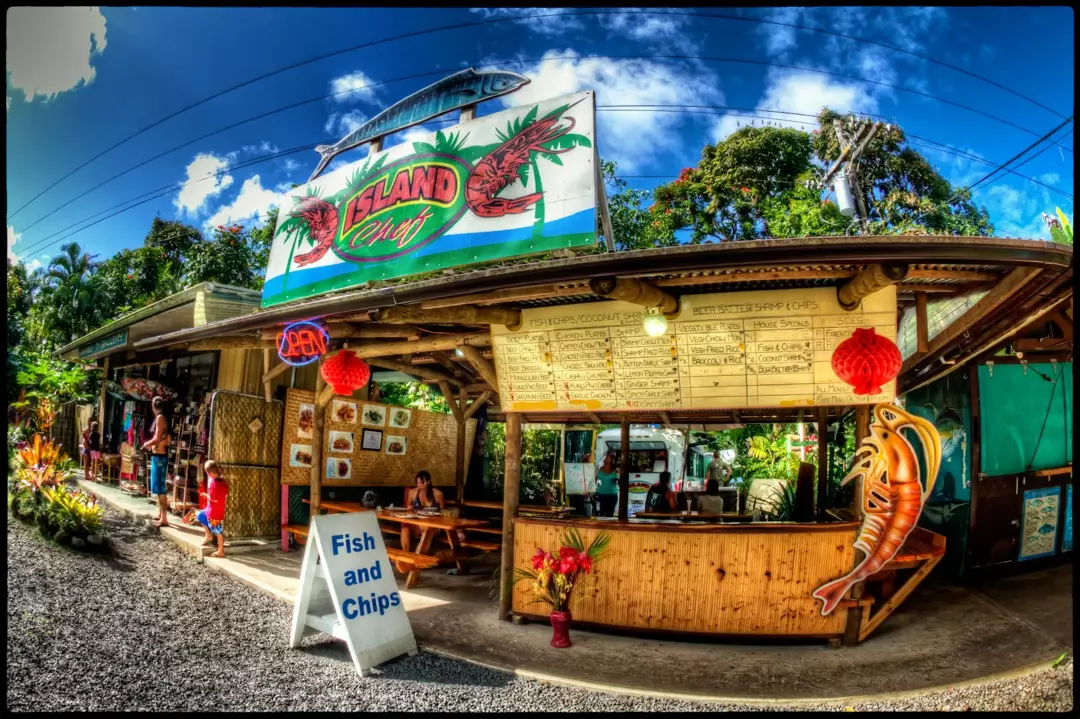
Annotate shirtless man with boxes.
[141,397,172,527]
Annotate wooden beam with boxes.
[817,407,829,521]
[499,413,522,622]
[324,332,490,361]
[896,283,980,295]
[659,411,672,426]
[619,415,630,523]
[317,383,335,408]
[1048,309,1073,341]
[1013,337,1073,353]
[837,263,908,311]
[375,305,521,330]
[464,383,496,394]
[654,269,853,287]
[905,269,999,282]
[310,365,328,517]
[262,349,272,402]
[259,323,420,341]
[421,284,591,309]
[853,405,871,523]
[262,359,292,386]
[440,381,464,423]
[428,351,469,381]
[915,292,929,355]
[464,391,493,419]
[900,267,1043,376]
[187,337,274,351]
[457,345,500,391]
[588,412,603,425]
[455,387,467,503]
[367,357,464,386]
[589,277,679,316]
[859,554,943,642]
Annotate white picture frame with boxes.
[326,456,352,480]
[388,407,412,429]
[298,403,315,438]
[289,443,313,468]
[362,404,387,427]
[384,435,408,456]
[328,431,354,454]
[331,400,358,425]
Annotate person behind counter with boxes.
[407,470,444,510]
[706,450,731,487]
[595,452,620,517]
[696,479,726,513]
[644,471,678,512]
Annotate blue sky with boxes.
[6,6,1075,272]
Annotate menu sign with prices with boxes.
[490,286,898,412]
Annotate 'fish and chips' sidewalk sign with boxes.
[289,512,416,676]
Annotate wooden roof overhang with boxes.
[132,236,1073,423]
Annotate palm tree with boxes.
[40,243,103,343]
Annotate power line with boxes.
[15,51,1073,237]
[17,105,1073,260]
[9,9,1066,220]
[969,118,1074,193]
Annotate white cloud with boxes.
[6,7,107,103]
[596,9,697,52]
[500,49,725,171]
[173,153,235,216]
[713,69,879,140]
[8,225,21,263]
[205,175,282,230]
[282,158,301,173]
[226,141,280,164]
[469,8,585,37]
[330,70,380,104]
[757,7,802,58]
[982,182,1073,241]
[324,110,368,138]
[28,258,42,271]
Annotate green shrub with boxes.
[42,487,104,539]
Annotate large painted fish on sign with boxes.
[309,67,530,181]
[813,404,941,616]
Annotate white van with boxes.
[592,426,687,517]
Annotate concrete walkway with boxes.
[81,478,1073,702]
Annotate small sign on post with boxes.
[289,512,417,676]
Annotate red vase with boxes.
[549,610,572,648]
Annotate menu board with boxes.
[491,286,897,412]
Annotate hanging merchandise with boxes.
[104,381,128,400]
[121,376,178,401]
[831,327,902,395]
[321,349,371,395]
[122,400,135,432]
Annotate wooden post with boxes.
[853,405,871,522]
[309,365,327,518]
[98,356,110,424]
[915,292,929,354]
[817,407,829,521]
[499,413,522,621]
[455,388,468,504]
[618,415,630,522]
[262,349,272,401]
[589,277,679,316]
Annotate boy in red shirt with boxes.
[197,460,229,558]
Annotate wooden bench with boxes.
[386,547,440,589]
[284,523,309,540]
[468,526,503,536]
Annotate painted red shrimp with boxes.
[465,107,581,218]
[812,404,941,616]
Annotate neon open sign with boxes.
[277,321,329,366]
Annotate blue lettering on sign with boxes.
[342,591,402,619]
[344,560,383,586]
[331,532,377,555]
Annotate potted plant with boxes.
[513,528,611,648]
[736,478,753,514]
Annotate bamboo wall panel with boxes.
[513,519,856,636]
[215,349,246,392]
[280,387,474,487]
[209,391,284,467]
[219,464,280,538]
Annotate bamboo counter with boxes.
[512,517,861,640]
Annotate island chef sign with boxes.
[262,71,598,308]
[290,512,416,677]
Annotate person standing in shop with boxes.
[705,450,732,487]
[141,397,172,528]
[594,452,620,517]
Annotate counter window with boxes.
[603,440,668,473]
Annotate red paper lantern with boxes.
[831,327,902,395]
[320,349,371,396]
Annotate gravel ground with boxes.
[7,506,1074,712]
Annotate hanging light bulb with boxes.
[642,307,669,337]
[454,348,465,358]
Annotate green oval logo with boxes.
[332,153,470,263]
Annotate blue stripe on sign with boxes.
[262,208,595,299]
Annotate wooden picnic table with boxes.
[376,510,488,588]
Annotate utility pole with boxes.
[819,117,884,235]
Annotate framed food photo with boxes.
[331,399,357,425]
[297,404,315,439]
[289,444,313,468]
[328,430,354,454]
[385,435,408,456]
[326,457,352,481]
[388,407,412,430]
[362,404,387,427]
[361,429,383,451]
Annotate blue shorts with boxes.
[197,509,224,536]
[149,454,168,495]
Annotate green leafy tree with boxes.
[36,243,104,345]
[183,224,260,287]
[601,160,676,250]
[375,381,451,415]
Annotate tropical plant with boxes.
[1048,208,1073,245]
[512,528,611,613]
[482,423,561,503]
[42,486,104,537]
[36,242,105,345]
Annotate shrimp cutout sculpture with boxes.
[813,404,941,616]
